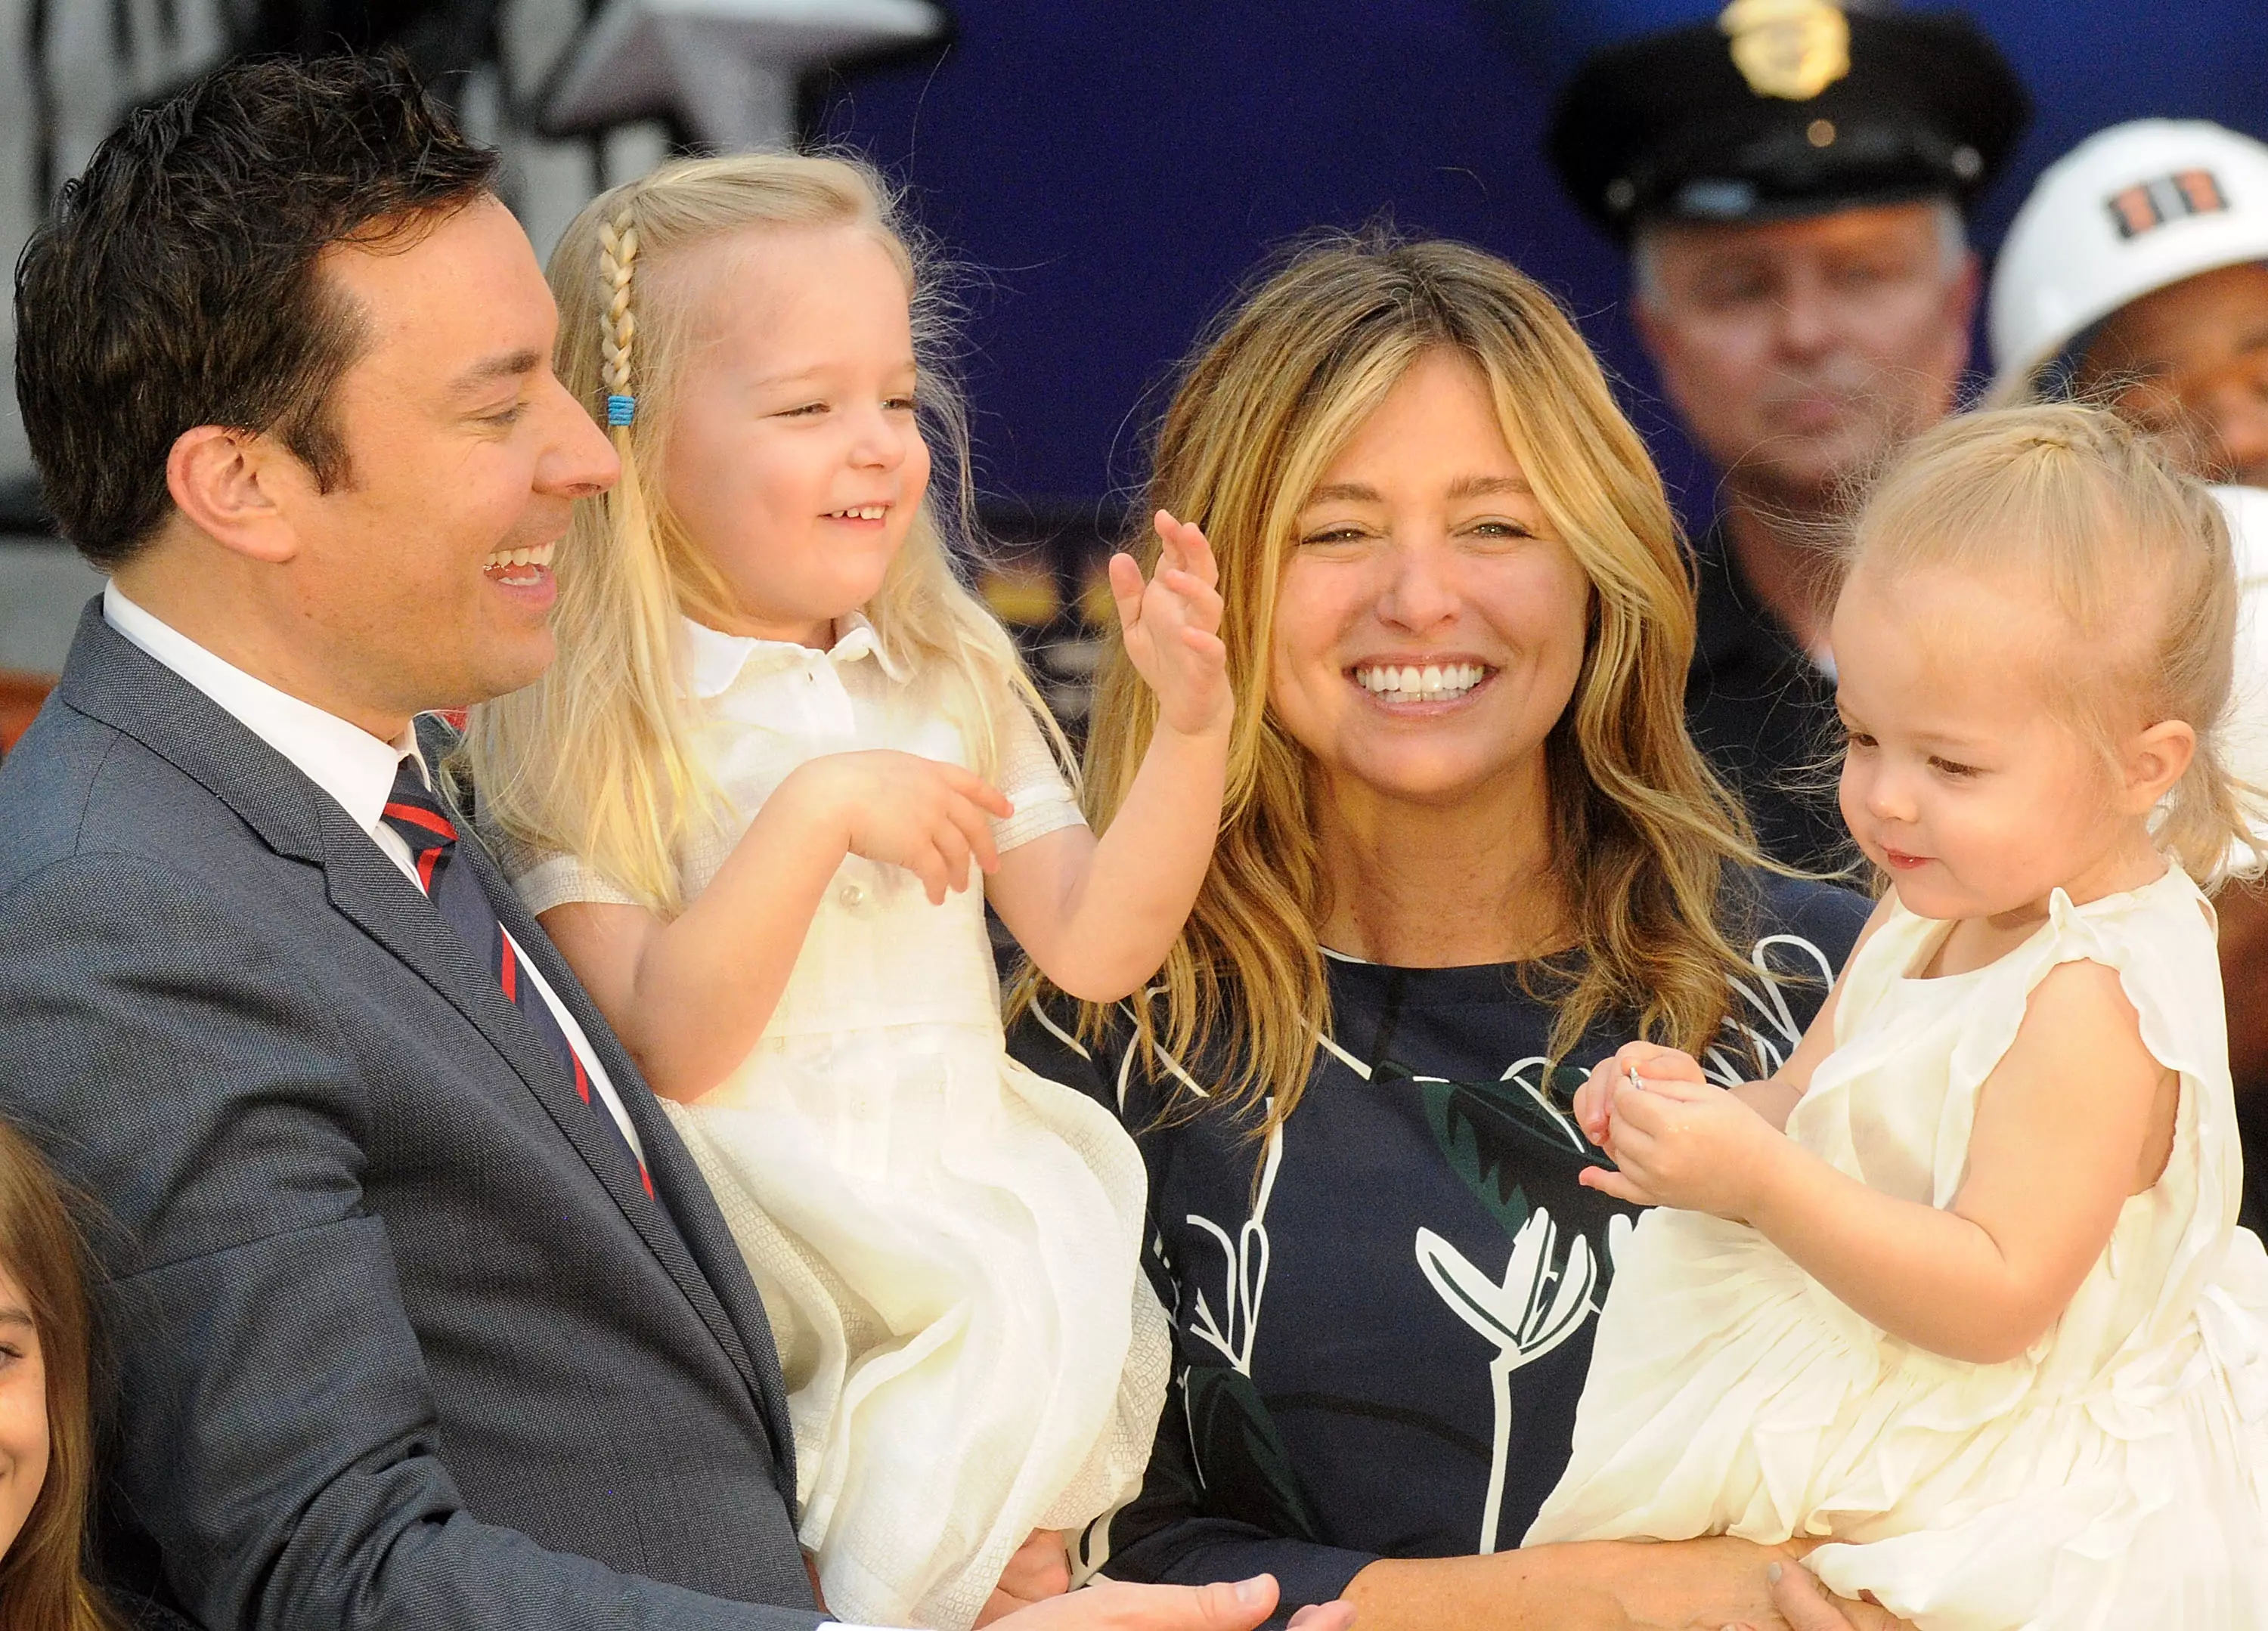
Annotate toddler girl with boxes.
[468,156,1229,1630]
[1527,404,2268,1627]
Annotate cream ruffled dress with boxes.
[511,615,1169,1631]
[1526,866,2268,1629]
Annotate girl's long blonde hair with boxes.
[1043,233,1775,1137]
[1846,401,2260,884]
[466,153,1055,909]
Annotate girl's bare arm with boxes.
[987,512,1232,1001]
[1591,956,2177,1363]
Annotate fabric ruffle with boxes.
[1525,868,2268,1628]
[671,1041,1169,1631]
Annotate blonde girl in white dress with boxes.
[1526,404,2268,1629]
[466,156,1227,1631]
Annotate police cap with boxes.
[1546,2,2029,241]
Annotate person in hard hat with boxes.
[1991,119,2268,487]
[1993,119,2268,1234]
[1545,0,2028,874]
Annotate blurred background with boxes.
[2,0,2265,745]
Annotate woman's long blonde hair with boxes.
[466,153,1054,909]
[1847,401,2260,884]
[1044,233,1774,1137]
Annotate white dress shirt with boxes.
[102,583,642,1159]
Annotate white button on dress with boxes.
[509,614,1169,1631]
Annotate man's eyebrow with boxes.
[450,348,546,394]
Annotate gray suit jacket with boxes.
[0,602,825,1631]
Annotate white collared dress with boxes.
[510,615,1168,1631]
[1526,867,2268,1629]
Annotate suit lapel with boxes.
[427,724,801,1502]
[62,607,798,1499]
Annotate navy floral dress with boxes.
[1006,870,1869,1617]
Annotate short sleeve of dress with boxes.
[482,825,642,918]
[990,698,1086,855]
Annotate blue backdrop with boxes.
[809,2,2268,528]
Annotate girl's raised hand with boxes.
[1109,510,1232,738]
[778,749,1013,905]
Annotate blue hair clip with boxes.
[606,394,636,427]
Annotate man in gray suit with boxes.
[0,54,1349,1631]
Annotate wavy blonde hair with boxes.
[1041,234,1774,1137]
[465,153,1055,910]
[1846,401,2260,884]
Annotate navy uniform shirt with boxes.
[1685,520,1856,876]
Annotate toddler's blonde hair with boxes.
[1845,401,2256,883]
[466,153,1058,911]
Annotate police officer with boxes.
[1546,0,2029,872]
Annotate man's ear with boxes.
[2124,717,2198,813]
[164,426,304,564]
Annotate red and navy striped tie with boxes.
[382,757,652,1196]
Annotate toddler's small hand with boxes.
[1111,510,1231,739]
[787,750,1014,905]
[1579,1067,1781,1221]
[1574,1042,1707,1150]
[1572,1061,1618,1151]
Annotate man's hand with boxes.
[1718,1561,1918,1631]
[976,1530,1073,1626]
[992,1574,1355,1631]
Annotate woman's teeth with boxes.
[482,542,554,580]
[1354,662,1489,701]
[826,505,888,521]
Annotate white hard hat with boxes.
[1991,120,2268,398]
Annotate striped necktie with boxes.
[380,757,652,1196]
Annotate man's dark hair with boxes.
[15,51,500,569]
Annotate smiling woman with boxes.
[1008,234,1876,1628]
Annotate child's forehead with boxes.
[663,224,911,332]
[1833,563,2081,723]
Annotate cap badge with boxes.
[2105,170,2230,241]
[1718,0,1851,102]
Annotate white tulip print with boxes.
[1416,1209,1600,1553]
[1185,1116,1284,1377]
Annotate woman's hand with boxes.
[1578,1043,1784,1220]
[976,1529,1074,1626]
[1111,510,1231,739]
[779,750,1013,905]
[1719,1561,1920,1631]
